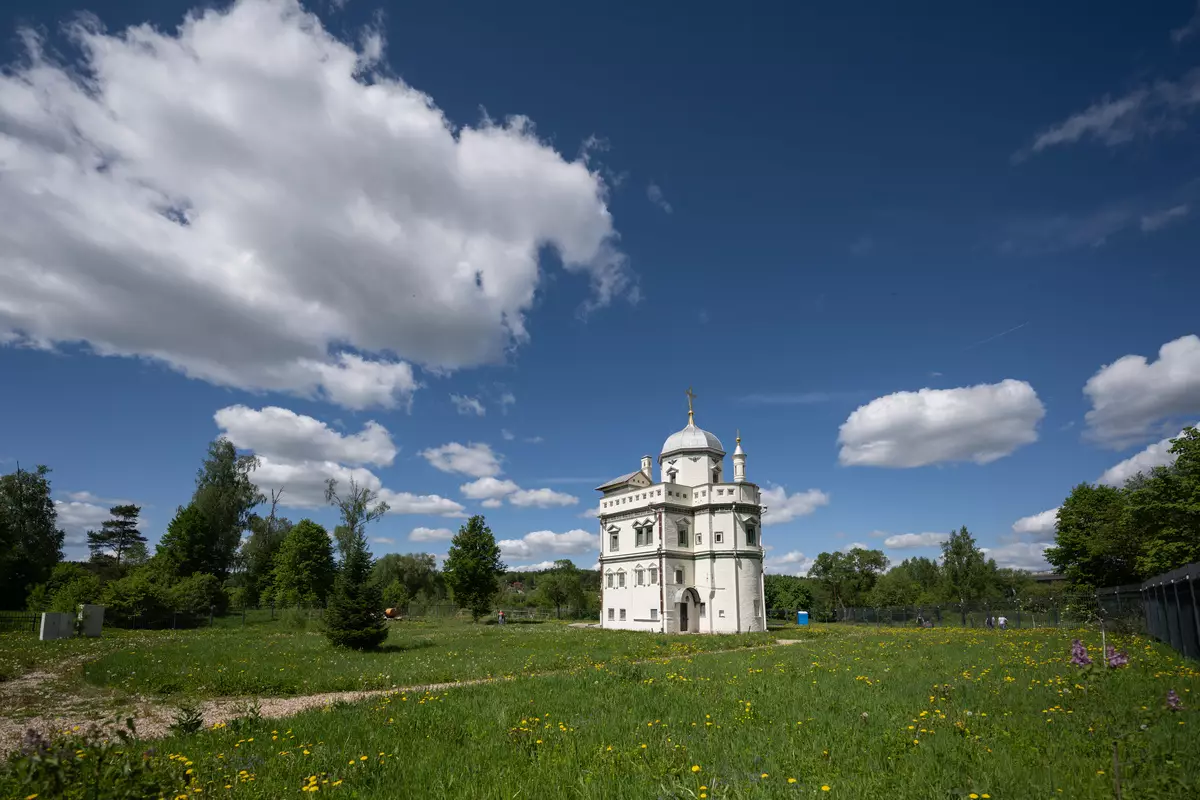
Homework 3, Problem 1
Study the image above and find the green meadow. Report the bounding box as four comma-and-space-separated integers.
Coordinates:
2, 623, 1198, 799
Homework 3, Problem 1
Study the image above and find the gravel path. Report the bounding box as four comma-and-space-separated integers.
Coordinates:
0, 639, 804, 757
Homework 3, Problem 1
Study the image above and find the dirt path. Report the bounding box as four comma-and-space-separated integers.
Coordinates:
0, 639, 806, 757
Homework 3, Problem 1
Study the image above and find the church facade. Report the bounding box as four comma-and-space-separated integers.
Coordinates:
595, 391, 766, 633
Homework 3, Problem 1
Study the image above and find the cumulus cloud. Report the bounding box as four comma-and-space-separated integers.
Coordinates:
1011, 508, 1059, 538
500, 429, 516, 441
764, 550, 814, 577
578, 506, 601, 519
62, 490, 129, 506
760, 486, 830, 526
983, 542, 1053, 572
215, 405, 395, 465
1016, 69, 1200, 160
450, 394, 486, 416
409, 526, 454, 542
212, 405, 464, 516
509, 560, 560, 572
54, 499, 114, 545
421, 442, 503, 478
508, 488, 579, 508
498, 529, 599, 560
883, 532, 948, 549
1097, 429, 1189, 486
460, 477, 521, 501
838, 380, 1045, 467
0, 0, 634, 411
458, 476, 577, 508
1083, 335, 1200, 448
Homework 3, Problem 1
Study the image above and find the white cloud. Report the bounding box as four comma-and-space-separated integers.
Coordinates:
378, 489, 467, 517
371, 536, 394, 545
54, 499, 113, 544
62, 490, 128, 506
499, 392, 516, 413
646, 183, 672, 214
460, 477, 520, 501
760, 486, 830, 526
764, 550, 814, 577
215, 405, 395, 466
0, 0, 634, 411
883, 532, 948, 549
498, 529, 599, 560
1018, 69, 1200, 159
252, 455, 465, 516
458, 476, 576, 508
838, 380, 1045, 467
578, 506, 601, 519
983, 542, 1053, 572
500, 429, 515, 441
1141, 204, 1190, 232
509, 561, 559, 572
1172, 2, 1200, 43
1097, 430, 1188, 486
450, 394, 486, 416
1083, 336, 1200, 448
508, 488, 579, 508
410, 526, 454, 542
840, 542, 870, 552
420, 442, 502, 478
1011, 508, 1059, 538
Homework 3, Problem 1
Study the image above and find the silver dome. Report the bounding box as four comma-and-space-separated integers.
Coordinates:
661, 423, 725, 456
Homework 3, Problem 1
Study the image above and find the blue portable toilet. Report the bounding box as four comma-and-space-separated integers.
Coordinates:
796, 610, 809, 626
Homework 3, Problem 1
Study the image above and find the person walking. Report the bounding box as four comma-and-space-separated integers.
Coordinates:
986, 615, 994, 630
497, 610, 506, 625
997, 615, 1007, 630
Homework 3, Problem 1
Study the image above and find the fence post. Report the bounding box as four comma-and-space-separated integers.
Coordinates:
1053, 604, 1060, 627
1171, 579, 1186, 657
1186, 574, 1200, 660
172, 610, 177, 630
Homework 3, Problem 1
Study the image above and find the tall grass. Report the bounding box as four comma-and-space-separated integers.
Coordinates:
39, 626, 1194, 799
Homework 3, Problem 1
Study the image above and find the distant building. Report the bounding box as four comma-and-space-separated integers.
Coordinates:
1030, 571, 1067, 584
595, 389, 765, 633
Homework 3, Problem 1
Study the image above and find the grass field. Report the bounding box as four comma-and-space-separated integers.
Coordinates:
3, 623, 1199, 798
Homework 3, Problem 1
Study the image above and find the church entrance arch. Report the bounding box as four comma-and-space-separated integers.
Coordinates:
676, 587, 701, 633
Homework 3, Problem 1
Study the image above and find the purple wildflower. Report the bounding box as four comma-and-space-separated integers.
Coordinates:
1069, 639, 1092, 667
1105, 645, 1129, 669
1167, 690, 1183, 712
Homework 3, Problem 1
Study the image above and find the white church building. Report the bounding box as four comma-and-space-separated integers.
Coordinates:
596, 390, 766, 634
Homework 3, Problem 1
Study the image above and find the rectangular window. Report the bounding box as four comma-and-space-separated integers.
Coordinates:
618, 572, 626, 588
635, 568, 644, 586
606, 573, 613, 588
699, 603, 707, 618
634, 529, 642, 547
714, 531, 724, 543
610, 533, 619, 552
695, 532, 703, 545
674, 568, 684, 585
650, 608, 658, 621
746, 525, 757, 546
620, 609, 627, 621
677, 528, 688, 547
719, 609, 725, 618
649, 567, 658, 584
607, 608, 614, 621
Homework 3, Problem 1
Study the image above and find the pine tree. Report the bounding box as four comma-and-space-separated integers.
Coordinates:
322, 478, 388, 650
443, 515, 506, 621
86, 504, 145, 568
323, 527, 387, 650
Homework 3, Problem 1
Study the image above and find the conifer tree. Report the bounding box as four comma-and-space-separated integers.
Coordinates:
443, 515, 506, 621
87, 504, 145, 568
322, 478, 388, 650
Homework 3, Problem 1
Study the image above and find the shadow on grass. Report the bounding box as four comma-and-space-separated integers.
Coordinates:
375, 638, 439, 654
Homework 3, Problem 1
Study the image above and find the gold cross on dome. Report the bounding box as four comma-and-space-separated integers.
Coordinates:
685, 386, 697, 423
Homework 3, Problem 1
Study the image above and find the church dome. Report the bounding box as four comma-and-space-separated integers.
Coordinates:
661, 423, 725, 456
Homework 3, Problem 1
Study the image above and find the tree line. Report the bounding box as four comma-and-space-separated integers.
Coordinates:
0, 437, 525, 649
764, 527, 1057, 617
1046, 426, 1200, 589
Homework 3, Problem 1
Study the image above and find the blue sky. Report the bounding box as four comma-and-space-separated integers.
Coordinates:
2, 0, 1199, 574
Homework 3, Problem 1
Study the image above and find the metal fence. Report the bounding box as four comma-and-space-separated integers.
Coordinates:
1138, 561, 1200, 661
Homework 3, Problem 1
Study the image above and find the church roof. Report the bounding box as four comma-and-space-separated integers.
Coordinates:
595, 470, 648, 492
661, 423, 725, 456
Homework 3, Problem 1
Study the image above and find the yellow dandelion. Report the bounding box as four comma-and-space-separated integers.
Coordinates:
970, 795, 978, 799
761, 773, 769, 778
692, 765, 701, 773
822, 787, 831, 792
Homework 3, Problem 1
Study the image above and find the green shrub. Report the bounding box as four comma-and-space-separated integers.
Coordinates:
101, 569, 171, 628
49, 573, 104, 613
0, 718, 185, 800
169, 573, 228, 616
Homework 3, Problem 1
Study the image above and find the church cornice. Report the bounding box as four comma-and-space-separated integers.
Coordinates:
599, 501, 762, 524
600, 549, 764, 566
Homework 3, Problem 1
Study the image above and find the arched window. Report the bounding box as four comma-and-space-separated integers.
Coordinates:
617, 570, 626, 588
605, 571, 614, 589
635, 567, 645, 586
677, 523, 689, 547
